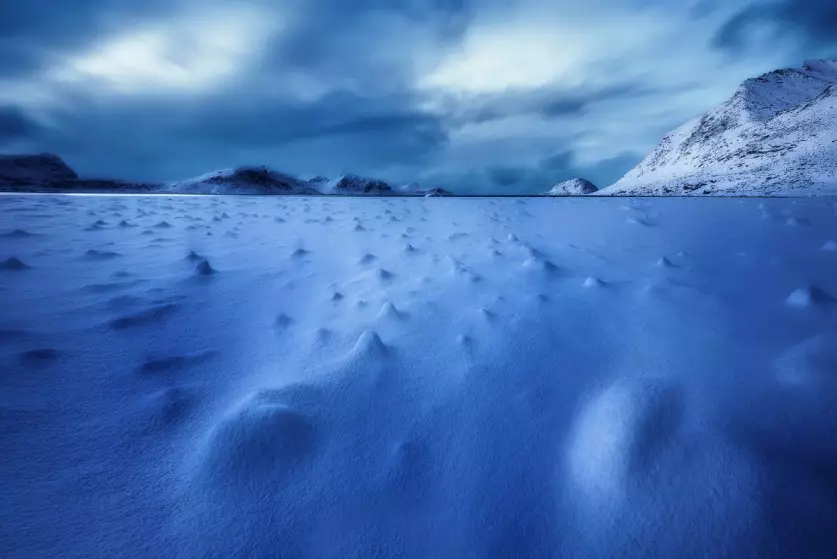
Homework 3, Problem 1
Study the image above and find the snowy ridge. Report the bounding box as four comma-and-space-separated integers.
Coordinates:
601, 59, 837, 195
545, 177, 598, 195
327, 174, 394, 195
167, 166, 320, 195
169, 169, 452, 197
0, 155, 456, 196
424, 187, 453, 197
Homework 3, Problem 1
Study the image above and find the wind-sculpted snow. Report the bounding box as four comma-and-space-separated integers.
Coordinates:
2, 194, 837, 557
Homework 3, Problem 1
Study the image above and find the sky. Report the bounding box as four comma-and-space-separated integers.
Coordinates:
0, 0, 835, 194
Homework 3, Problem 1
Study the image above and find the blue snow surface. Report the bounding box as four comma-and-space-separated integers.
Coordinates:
2, 193, 837, 557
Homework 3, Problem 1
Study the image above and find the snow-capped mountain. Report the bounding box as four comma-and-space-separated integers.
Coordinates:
328, 174, 394, 195
395, 182, 454, 197
545, 178, 598, 195
167, 166, 320, 195
169, 170, 401, 196
0, 155, 440, 196
424, 187, 453, 197
601, 59, 837, 196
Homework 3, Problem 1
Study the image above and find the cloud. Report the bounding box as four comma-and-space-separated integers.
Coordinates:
0, 0, 833, 192
14, 86, 449, 182
714, 0, 837, 51
0, 0, 175, 78
0, 106, 36, 142
45, 5, 280, 95
425, 149, 642, 195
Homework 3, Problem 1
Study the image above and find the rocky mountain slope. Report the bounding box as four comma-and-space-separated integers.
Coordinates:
600, 59, 837, 196
168, 169, 450, 196
545, 178, 598, 195
166, 167, 320, 195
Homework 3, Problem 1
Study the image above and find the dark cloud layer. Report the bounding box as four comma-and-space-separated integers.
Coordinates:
425, 150, 642, 195
0, 0, 833, 192
0, 106, 36, 142
714, 0, 837, 50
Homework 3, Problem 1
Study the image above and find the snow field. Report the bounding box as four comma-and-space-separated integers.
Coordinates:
2, 194, 837, 557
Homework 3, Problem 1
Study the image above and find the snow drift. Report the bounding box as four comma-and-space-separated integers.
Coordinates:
3, 194, 837, 557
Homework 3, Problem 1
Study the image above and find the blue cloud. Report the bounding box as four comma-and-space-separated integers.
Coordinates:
714, 0, 837, 50
0, 0, 832, 192
0, 106, 35, 142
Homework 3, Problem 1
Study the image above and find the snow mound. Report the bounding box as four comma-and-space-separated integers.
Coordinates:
351, 329, 388, 358
775, 332, 837, 388
377, 301, 406, 320
567, 376, 763, 556
785, 285, 835, 308
137, 387, 195, 431
583, 276, 605, 288
194, 259, 215, 276
1, 256, 29, 270
194, 389, 317, 487
2, 229, 35, 238
109, 303, 178, 329
567, 377, 683, 508
546, 178, 598, 195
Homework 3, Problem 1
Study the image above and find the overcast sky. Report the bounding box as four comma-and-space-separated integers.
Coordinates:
0, 0, 835, 193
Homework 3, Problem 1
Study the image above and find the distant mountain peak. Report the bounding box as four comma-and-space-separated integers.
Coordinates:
331, 174, 393, 195
168, 166, 318, 194
546, 178, 598, 195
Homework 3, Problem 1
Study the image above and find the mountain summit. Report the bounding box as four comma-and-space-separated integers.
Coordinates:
546, 178, 598, 195
600, 59, 837, 195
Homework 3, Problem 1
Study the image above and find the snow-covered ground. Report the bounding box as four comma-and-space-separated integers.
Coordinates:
3, 194, 837, 557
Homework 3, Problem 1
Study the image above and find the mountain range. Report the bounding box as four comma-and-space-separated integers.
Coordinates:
0, 157, 453, 197
2, 58, 836, 196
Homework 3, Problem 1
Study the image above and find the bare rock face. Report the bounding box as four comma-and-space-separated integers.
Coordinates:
546, 178, 598, 195
0, 153, 78, 184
